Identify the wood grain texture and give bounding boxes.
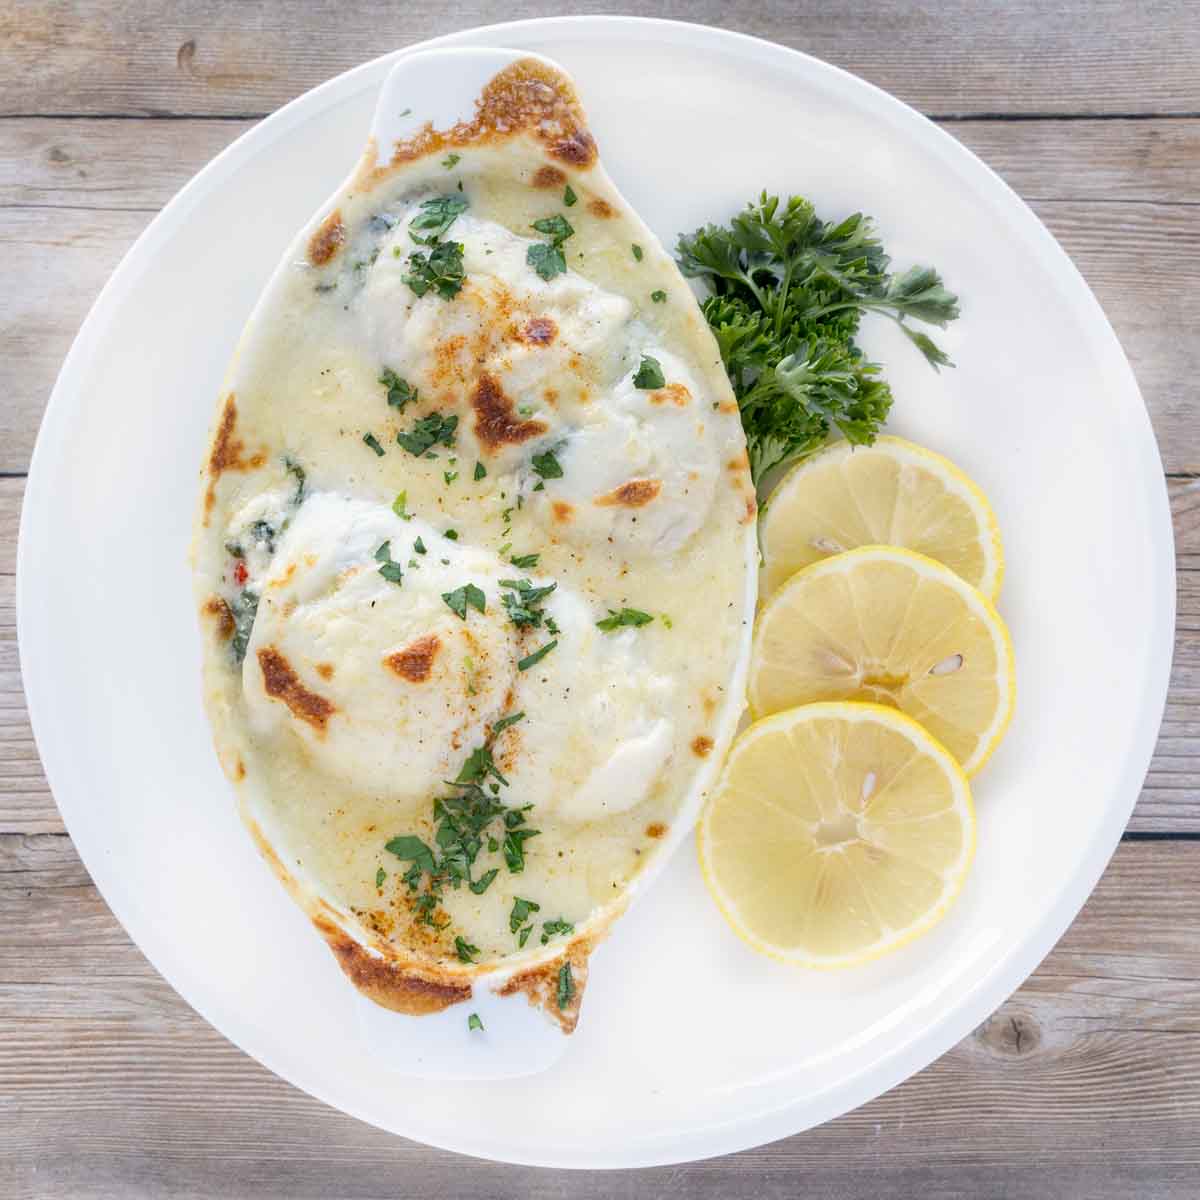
[0,834,1196,1198]
[2,475,1198,836]
[3,0,1199,119]
[2,122,1200,474]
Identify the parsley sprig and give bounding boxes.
[676,192,959,486]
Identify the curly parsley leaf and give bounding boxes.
[676,192,959,487]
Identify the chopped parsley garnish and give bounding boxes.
[468,1012,484,1032]
[385,835,436,873]
[556,962,575,1010]
[362,431,386,456]
[402,240,465,299]
[455,935,479,963]
[229,589,259,664]
[541,917,574,944]
[517,925,534,948]
[474,461,487,481]
[374,541,404,585]
[501,578,557,629]
[632,243,644,261]
[517,640,558,672]
[503,827,541,873]
[563,185,577,207]
[409,195,467,243]
[396,411,458,456]
[510,897,541,933]
[527,241,567,281]
[469,868,498,895]
[527,211,575,281]
[444,470,458,486]
[661,613,674,629]
[442,583,486,620]
[509,552,539,570]
[382,714,540,942]
[414,536,427,555]
[633,355,666,390]
[456,742,508,787]
[531,214,575,244]
[596,607,653,631]
[445,529,459,540]
[491,711,525,737]
[531,448,563,479]
[375,867,386,888]
[441,153,461,169]
[380,367,418,410]
[651,289,667,303]
[392,491,411,519]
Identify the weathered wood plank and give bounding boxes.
[0,835,1196,1198]
[1,195,1198,476]
[2,476,1198,835]
[6,116,1200,213]
[2,0,1199,119]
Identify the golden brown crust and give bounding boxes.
[518,316,558,345]
[645,821,667,839]
[595,478,663,509]
[308,209,346,266]
[650,383,691,408]
[691,735,715,758]
[314,917,473,1015]
[498,945,589,1034]
[202,595,235,640]
[204,394,267,520]
[355,58,596,193]
[471,373,548,450]
[587,198,616,218]
[384,634,442,683]
[256,646,337,733]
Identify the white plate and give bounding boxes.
[18,17,1174,1168]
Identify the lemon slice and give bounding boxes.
[750,546,1014,775]
[698,702,975,967]
[759,437,1004,601]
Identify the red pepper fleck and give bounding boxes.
[233,560,248,586]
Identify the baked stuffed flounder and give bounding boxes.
[192,50,756,1033]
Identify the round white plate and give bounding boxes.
[18,17,1174,1168]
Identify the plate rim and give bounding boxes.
[17,14,1177,1168]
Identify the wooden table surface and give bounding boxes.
[2,3,1198,1195]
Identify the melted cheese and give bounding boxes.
[192,62,755,988]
